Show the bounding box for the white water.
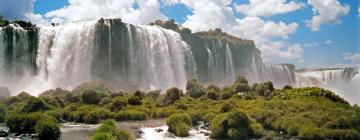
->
[138,125,210,140]
[295,67,360,104]
[0,21,357,103]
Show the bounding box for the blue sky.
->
[2,0,360,68]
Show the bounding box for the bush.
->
[6,113,37,133]
[283,85,293,90]
[109,97,127,112]
[186,79,206,99]
[35,117,60,140]
[210,111,259,139]
[0,104,6,122]
[221,87,234,100]
[166,113,192,137]
[92,119,131,140]
[207,85,221,92]
[133,90,145,99]
[203,112,216,123]
[115,110,147,121]
[207,89,219,100]
[82,89,106,104]
[128,96,142,105]
[146,90,160,99]
[22,97,50,113]
[234,75,248,84]
[232,83,250,93]
[99,97,112,106]
[163,87,181,106]
[220,103,232,113]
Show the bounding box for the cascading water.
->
[295,67,360,104]
[1,18,356,103]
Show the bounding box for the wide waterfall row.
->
[0,19,297,94]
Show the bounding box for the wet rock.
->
[155,128,163,133]
[0,130,8,137]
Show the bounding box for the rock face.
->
[0,19,296,94]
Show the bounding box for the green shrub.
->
[82,89,106,104]
[232,83,250,93]
[203,112,216,123]
[6,113,38,133]
[115,110,147,121]
[99,97,112,106]
[109,97,127,112]
[163,87,181,106]
[146,90,160,99]
[186,79,206,99]
[283,85,293,90]
[206,89,219,100]
[210,114,228,139]
[128,96,142,105]
[133,90,145,99]
[35,117,60,140]
[210,111,259,139]
[0,104,6,122]
[22,97,50,113]
[234,75,248,84]
[92,119,131,140]
[220,103,232,113]
[221,87,234,100]
[166,113,192,137]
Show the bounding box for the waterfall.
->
[295,67,360,104]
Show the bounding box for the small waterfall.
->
[225,43,235,85]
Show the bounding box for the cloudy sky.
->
[0,0,359,68]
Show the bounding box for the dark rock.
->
[136,130,144,135]
[155,128,163,133]
[0,130,8,137]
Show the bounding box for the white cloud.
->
[358,7,360,17]
[45,0,167,24]
[306,0,350,31]
[343,52,360,64]
[235,0,304,17]
[178,0,302,63]
[324,40,333,45]
[0,0,35,19]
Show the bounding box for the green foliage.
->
[109,97,127,112]
[91,119,132,140]
[166,113,192,137]
[206,89,219,100]
[232,83,250,93]
[82,89,107,104]
[210,111,262,139]
[164,87,181,106]
[133,90,145,99]
[127,96,142,105]
[283,85,293,90]
[234,75,248,84]
[0,104,6,122]
[186,79,206,99]
[146,90,160,99]
[35,117,60,140]
[221,86,234,100]
[22,96,50,113]
[72,80,112,95]
[115,110,147,121]
[220,103,232,113]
